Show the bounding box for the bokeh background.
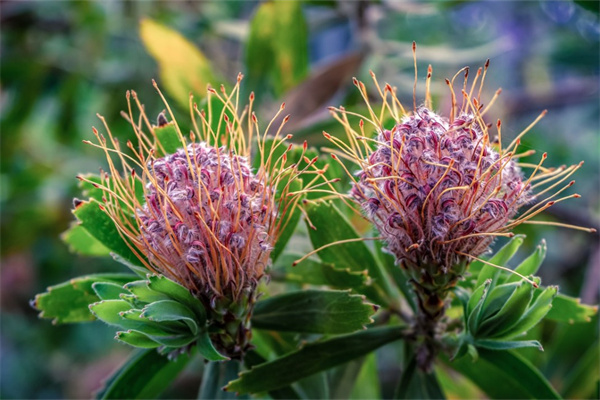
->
[1,1,598,398]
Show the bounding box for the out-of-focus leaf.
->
[246,1,308,97]
[272,253,368,289]
[395,356,445,399]
[575,0,600,14]
[139,18,222,108]
[561,339,599,399]
[32,274,136,324]
[73,199,142,266]
[198,361,244,400]
[445,349,560,399]
[224,326,405,395]
[96,349,190,399]
[61,223,110,256]
[328,358,365,399]
[272,52,365,135]
[252,290,376,334]
[350,353,381,399]
[545,293,598,323]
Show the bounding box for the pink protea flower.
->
[325,44,594,369]
[81,75,318,358]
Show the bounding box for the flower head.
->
[81,75,314,358]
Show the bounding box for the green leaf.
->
[505,240,546,284]
[467,280,491,334]
[561,339,599,399]
[350,353,381,399]
[304,201,400,306]
[96,349,190,399]
[154,122,183,157]
[474,339,543,351]
[147,274,207,321]
[141,300,200,335]
[395,356,446,399]
[62,223,110,256]
[545,293,598,323]
[495,286,557,339]
[32,274,136,324]
[92,282,129,301]
[474,235,525,288]
[224,325,405,395]
[197,331,230,361]
[124,280,171,304]
[73,199,142,266]
[273,253,368,289]
[115,330,161,349]
[445,349,560,399]
[252,290,376,334]
[139,18,222,108]
[476,281,533,337]
[198,361,244,400]
[271,180,303,263]
[246,0,308,97]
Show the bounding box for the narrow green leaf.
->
[445,349,560,399]
[505,240,546,284]
[147,274,207,322]
[198,361,244,400]
[197,331,230,361]
[545,293,598,323]
[224,326,405,395]
[73,199,141,265]
[474,339,543,351]
[304,201,399,306]
[96,349,190,399]
[62,223,110,256]
[350,353,381,399]
[139,18,221,108]
[273,253,368,289]
[474,235,525,288]
[467,280,491,334]
[124,280,171,303]
[32,274,136,324]
[476,281,533,337]
[93,282,129,301]
[395,355,446,399]
[90,300,181,337]
[252,290,376,334]
[271,180,303,263]
[479,282,519,322]
[466,281,488,319]
[141,300,199,335]
[116,330,161,349]
[494,286,557,339]
[561,339,599,399]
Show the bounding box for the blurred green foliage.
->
[1,1,598,398]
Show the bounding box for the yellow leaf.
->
[139,18,222,108]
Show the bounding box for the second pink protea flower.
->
[326,45,592,369]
